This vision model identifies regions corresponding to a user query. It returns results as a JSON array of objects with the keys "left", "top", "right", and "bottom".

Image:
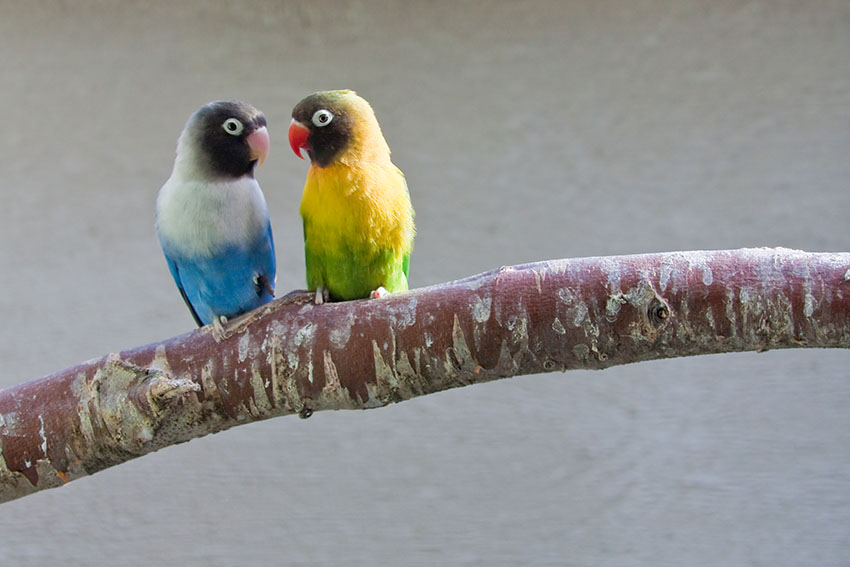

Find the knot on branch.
[
  {"left": 648, "top": 297, "right": 671, "bottom": 325},
  {"left": 145, "top": 376, "right": 201, "bottom": 409},
  {"left": 81, "top": 355, "right": 200, "bottom": 462}
]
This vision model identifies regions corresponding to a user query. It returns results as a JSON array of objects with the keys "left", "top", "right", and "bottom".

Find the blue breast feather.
[{"left": 162, "top": 221, "right": 275, "bottom": 326}]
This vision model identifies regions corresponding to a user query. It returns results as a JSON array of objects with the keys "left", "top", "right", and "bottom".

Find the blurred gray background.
[{"left": 1, "top": 1, "right": 848, "bottom": 565}]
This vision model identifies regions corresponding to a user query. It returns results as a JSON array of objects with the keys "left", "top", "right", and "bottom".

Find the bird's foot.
[
  {"left": 211, "top": 315, "right": 231, "bottom": 342},
  {"left": 210, "top": 309, "right": 268, "bottom": 343},
  {"left": 314, "top": 286, "right": 330, "bottom": 305},
  {"left": 369, "top": 286, "right": 389, "bottom": 299}
]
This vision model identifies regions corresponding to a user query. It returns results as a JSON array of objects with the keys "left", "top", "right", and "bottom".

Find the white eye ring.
[
  {"left": 222, "top": 118, "right": 244, "bottom": 136},
  {"left": 311, "top": 109, "right": 334, "bottom": 127}
]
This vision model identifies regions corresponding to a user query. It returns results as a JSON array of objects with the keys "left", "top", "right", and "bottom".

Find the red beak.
[
  {"left": 288, "top": 119, "right": 311, "bottom": 160},
  {"left": 245, "top": 126, "right": 270, "bottom": 166}
]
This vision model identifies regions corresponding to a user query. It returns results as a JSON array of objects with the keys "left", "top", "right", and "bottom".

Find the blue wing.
[
  {"left": 164, "top": 254, "right": 204, "bottom": 326},
  {"left": 162, "top": 220, "right": 276, "bottom": 327}
]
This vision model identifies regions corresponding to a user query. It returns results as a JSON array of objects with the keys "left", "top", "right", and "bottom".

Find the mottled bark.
[{"left": 1, "top": 248, "right": 848, "bottom": 503}]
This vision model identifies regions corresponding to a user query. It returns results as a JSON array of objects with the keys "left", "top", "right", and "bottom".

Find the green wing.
[{"left": 402, "top": 252, "right": 410, "bottom": 280}]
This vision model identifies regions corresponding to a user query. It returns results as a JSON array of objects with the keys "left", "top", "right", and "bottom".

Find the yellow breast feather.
[{"left": 300, "top": 161, "right": 414, "bottom": 258}]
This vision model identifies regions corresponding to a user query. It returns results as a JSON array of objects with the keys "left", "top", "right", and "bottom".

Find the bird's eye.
[
  {"left": 311, "top": 109, "right": 334, "bottom": 127},
  {"left": 222, "top": 118, "right": 244, "bottom": 136}
]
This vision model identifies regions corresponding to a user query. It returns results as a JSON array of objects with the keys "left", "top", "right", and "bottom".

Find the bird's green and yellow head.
[{"left": 289, "top": 90, "right": 390, "bottom": 167}]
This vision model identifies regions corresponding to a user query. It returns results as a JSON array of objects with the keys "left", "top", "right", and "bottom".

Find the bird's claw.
[
  {"left": 314, "top": 286, "right": 329, "bottom": 305},
  {"left": 210, "top": 309, "right": 267, "bottom": 342},
  {"left": 211, "top": 315, "right": 231, "bottom": 342},
  {"left": 369, "top": 286, "right": 389, "bottom": 299}
]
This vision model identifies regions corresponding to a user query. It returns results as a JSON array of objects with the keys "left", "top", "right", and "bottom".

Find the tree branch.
[{"left": 1, "top": 248, "right": 848, "bottom": 503}]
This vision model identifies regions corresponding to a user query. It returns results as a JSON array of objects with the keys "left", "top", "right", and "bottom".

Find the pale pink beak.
[{"left": 246, "top": 126, "right": 270, "bottom": 166}]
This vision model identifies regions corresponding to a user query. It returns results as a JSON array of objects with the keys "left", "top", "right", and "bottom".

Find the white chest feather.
[{"left": 155, "top": 174, "right": 269, "bottom": 258}]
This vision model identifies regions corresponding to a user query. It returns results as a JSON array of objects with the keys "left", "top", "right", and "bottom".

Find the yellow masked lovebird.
[{"left": 288, "top": 90, "right": 415, "bottom": 304}]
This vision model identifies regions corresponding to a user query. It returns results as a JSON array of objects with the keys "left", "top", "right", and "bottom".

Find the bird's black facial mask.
[
  {"left": 292, "top": 100, "right": 353, "bottom": 168},
  {"left": 195, "top": 102, "right": 266, "bottom": 179}
]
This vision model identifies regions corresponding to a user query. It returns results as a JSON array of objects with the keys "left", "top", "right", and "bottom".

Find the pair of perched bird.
[{"left": 155, "top": 91, "right": 415, "bottom": 330}]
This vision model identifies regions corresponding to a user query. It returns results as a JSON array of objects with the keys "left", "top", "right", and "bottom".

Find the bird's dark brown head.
[
  {"left": 187, "top": 101, "right": 269, "bottom": 179},
  {"left": 289, "top": 90, "right": 365, "bottom": 168}
]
